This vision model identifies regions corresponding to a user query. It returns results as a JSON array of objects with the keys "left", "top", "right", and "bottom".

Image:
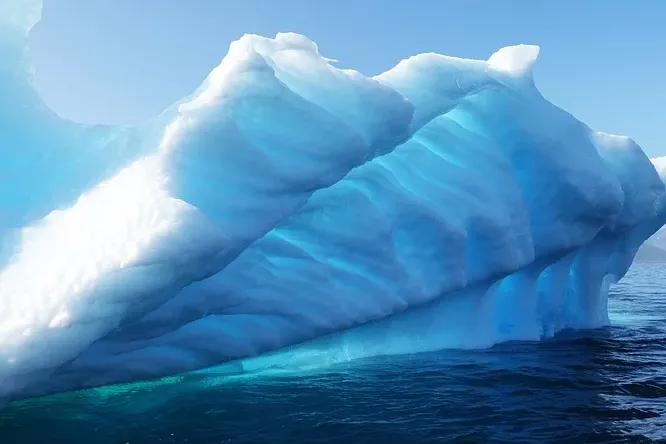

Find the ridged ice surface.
[{"left": 1, "top": 1, "right": 665, "bottom": 402}]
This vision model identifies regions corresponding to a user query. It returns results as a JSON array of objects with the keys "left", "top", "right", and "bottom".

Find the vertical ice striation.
[{"left": 0, "top": 0, "right": 665, "bottom": 402}]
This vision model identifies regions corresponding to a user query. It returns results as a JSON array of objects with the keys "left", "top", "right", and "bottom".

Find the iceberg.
[{"left": 1, "top": 0, "right": 665, "bottom": 403}]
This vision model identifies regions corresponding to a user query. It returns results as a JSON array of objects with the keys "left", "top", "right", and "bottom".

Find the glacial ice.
[{"left": 1, "top": 0, "right": 665, "bottom": 402}]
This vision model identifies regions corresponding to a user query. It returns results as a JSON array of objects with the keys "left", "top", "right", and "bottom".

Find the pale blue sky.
[{"left": 29, "top": 0, "right": 665, "bottom": 157}]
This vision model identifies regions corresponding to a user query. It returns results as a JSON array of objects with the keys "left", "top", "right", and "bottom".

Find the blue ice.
[{"left": 1, "top": 0, "right": 665, "bottom": 403}]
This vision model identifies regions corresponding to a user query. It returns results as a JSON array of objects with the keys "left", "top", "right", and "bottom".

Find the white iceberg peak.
[{"left": 488, "top": 44, "right": 540, "bottom": 75}]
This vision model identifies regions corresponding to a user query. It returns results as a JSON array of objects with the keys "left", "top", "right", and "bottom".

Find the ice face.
[{"left": 1, "top": 1, "right": 665, "bottom": 402}]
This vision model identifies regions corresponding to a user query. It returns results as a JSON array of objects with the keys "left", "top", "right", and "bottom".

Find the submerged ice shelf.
[{"left": 1, "top": 0, "right": 666, "bottom": 403}]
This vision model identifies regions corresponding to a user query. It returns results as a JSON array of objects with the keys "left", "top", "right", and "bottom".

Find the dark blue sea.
[{"left": 1, "top": 264, "right": 664, "bottom": 444}]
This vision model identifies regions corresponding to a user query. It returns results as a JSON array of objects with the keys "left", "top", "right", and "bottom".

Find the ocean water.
[{"left": 1, "top": 264, "right": 664, "bottom": 444}]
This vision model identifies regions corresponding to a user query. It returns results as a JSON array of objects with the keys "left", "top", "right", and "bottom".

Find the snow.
[{"left": 1, "top": 0, "right": 665, "bottom": 402}]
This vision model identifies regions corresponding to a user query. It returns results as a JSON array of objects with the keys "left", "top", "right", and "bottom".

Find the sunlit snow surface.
[{"left": 1, "top": 0, "right": 666, "bottom": 403}]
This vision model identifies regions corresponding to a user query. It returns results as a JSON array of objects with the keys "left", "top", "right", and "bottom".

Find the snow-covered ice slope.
[{"left": 1, "top": 0, "right": 665, "bottom": 402}]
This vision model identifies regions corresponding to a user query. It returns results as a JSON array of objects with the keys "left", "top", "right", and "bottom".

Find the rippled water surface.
[{"left": 1, "top": 264, "right": 665, "bottom": 443}]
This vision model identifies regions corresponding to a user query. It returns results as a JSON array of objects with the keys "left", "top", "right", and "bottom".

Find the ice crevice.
[{"left": 0, "top": 0, "right": 665, "bottom": 402}]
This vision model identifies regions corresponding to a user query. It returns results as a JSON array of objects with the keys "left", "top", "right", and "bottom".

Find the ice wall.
[{"left": 1, "top": 0, "right": 665, "bottom": 402}]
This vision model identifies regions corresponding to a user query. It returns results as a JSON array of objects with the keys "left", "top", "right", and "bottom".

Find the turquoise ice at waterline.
[{"left": 1, "top": 0, "right": 666, "bottom": 405}]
